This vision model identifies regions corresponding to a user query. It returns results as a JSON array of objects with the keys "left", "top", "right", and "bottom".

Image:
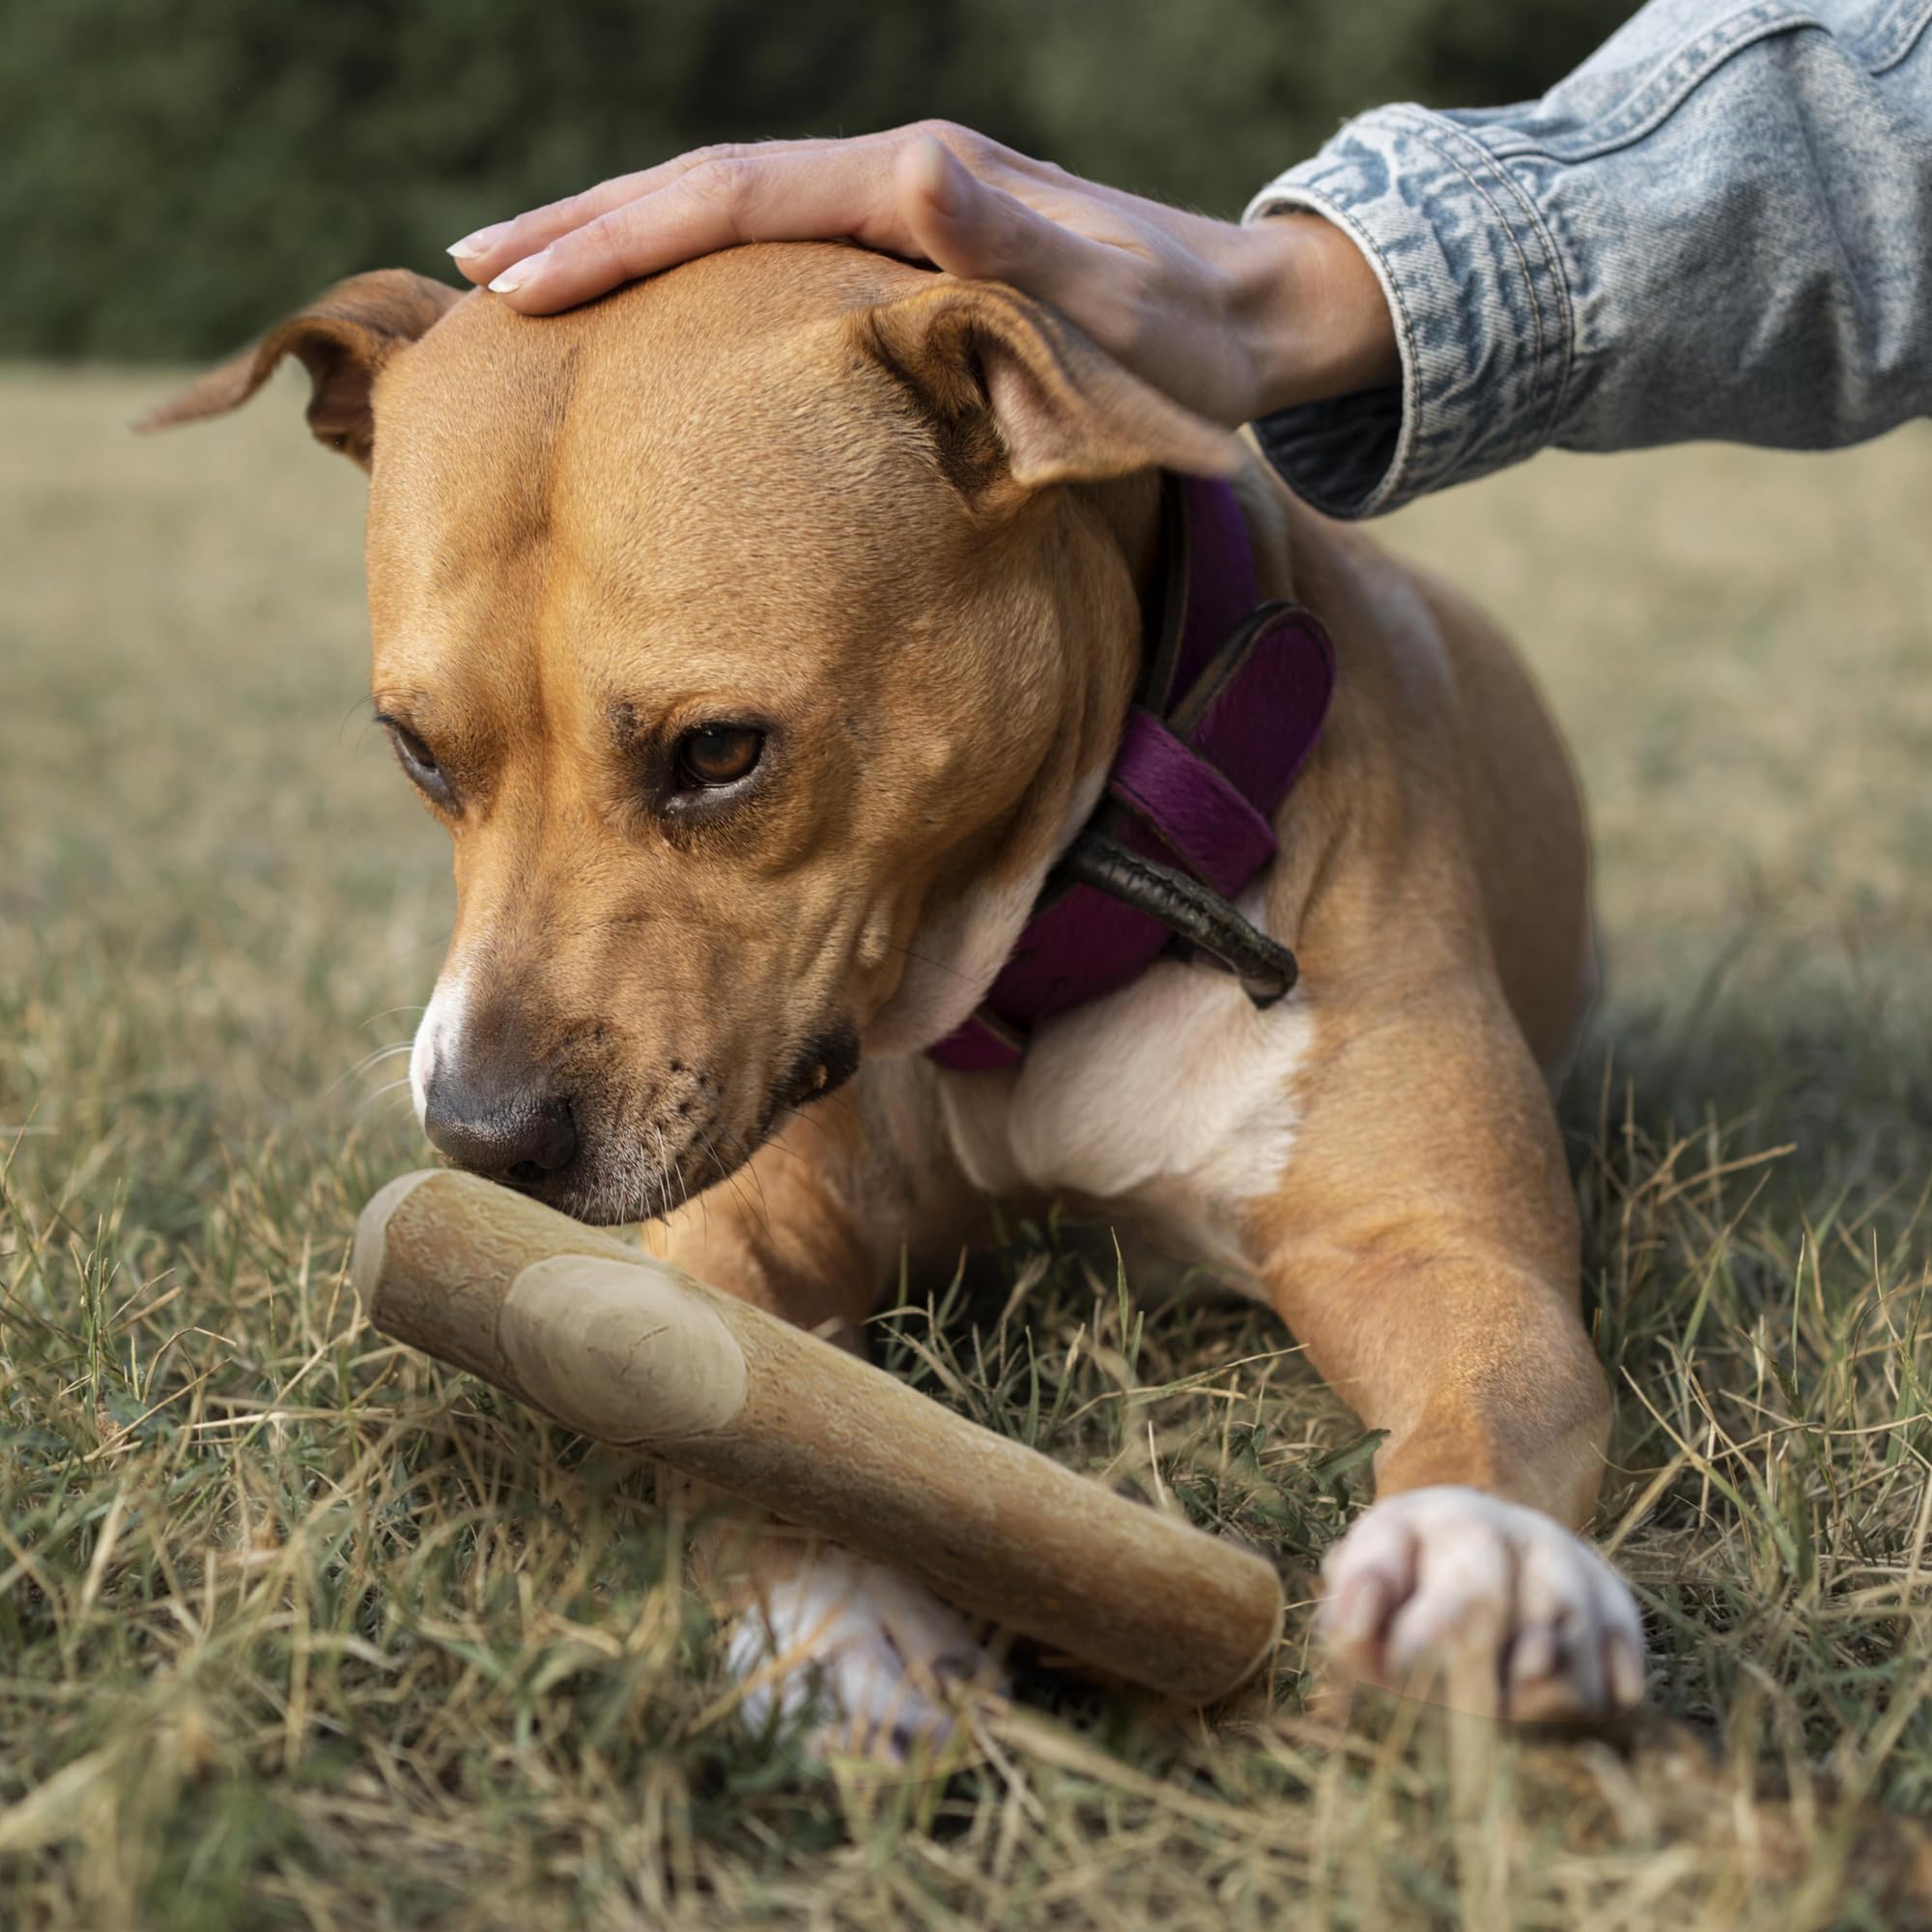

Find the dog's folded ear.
[
  {"left": 858, "top": 278, "right": 1242, "bottom": 493},
  {"left": 136, "top": 270, "right": 463, "bottom": 469}
]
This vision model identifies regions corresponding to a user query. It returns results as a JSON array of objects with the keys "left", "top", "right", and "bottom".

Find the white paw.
[
  {"left": 1318, "top": 1486, "right": 1644, "bottom": 1721},
  {"left": 727, "top": 1548, "right": 1008, "bottom": 1759}
]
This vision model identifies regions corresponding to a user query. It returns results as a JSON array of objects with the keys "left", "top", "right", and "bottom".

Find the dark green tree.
[{"left": 0, "top": 0, "right": 1634, "bottom": 360}]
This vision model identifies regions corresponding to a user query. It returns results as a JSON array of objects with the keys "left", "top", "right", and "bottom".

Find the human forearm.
[
  {"left": 1239, "top": 212, "right": 1399, "bottom": 415},
  {"left": 1250, "top": 0, "right": 1932, "bottom": 516}
]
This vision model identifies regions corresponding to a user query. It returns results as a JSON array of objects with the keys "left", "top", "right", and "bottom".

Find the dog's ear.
[
  {"left": 859, "top": 278, "right": 1241, "bottom": 493},
  {"left": 137, "top": 270, "right": 464, "bottom": 469}
]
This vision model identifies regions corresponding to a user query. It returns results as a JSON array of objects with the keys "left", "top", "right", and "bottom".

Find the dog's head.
[{"left": 149, "top": 245, "right": 1237, "bottom": 1221}]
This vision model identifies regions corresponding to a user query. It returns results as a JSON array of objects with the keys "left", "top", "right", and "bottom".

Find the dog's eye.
[
  {"left": 674, "top": 724, "right": 764, "bottom": 790},
  {"left": 382, "top": 719, "right": 453, "bottom": 806}
]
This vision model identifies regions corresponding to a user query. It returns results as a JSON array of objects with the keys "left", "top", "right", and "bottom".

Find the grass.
[{"left": 2, "top": 362, "right": 1929, "bottom": 1929}]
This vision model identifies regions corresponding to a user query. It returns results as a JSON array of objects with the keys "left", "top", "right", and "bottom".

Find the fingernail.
[
  {"left": 448, "top": 223, "right": 506, "bottom": 261},
  {"left": 489, "top": 249, "right": 548, "bottom": 295}
]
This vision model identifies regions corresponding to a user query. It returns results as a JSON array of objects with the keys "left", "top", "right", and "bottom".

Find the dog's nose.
[{"left": 423, "top": 1081, "right": 578, "bottom": 1184}]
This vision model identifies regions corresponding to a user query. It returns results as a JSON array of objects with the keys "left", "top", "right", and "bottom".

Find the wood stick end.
[{"left": 351, "top": 1167, "right": 444, "bottom": 1312}]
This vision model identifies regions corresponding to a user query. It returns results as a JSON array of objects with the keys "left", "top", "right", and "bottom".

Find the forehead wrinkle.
[
  {"left": 371, "top": 325, "right": 585, "bottom": 737},
  {"left": 524, "top": 349, "right": 587, "bottom": 763},
  {"left": 545, "top": 456, "right": 947, "bottom": 718},
  {"left": 556, "top": 312, "right": 947, "bottom": 586}
]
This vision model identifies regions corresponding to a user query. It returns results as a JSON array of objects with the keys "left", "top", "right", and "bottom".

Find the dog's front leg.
[
  {"left": 1250, "top": 982, "right": 1643, "bottom": 1722},
  {"left": 643, "top": 1063, "right": 1007, "bottom": 1755}
]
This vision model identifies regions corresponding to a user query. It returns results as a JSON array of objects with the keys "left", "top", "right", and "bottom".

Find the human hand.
[{"left": 447, "top": 125, "right": 1399, "bottom": 427}]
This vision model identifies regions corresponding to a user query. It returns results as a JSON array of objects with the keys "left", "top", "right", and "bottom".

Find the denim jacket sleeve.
[{"left": 1243, "top": 0, "right": 1932, "bottom": 516}]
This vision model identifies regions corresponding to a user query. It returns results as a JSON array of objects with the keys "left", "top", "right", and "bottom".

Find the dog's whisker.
[
  {"left": 651, "top": 1122, "right": 679, "bottom": 1227},
  {"left": 741, "top": 1142, "right": 772, "bottom": 1222},
  {"left": 347, "top": 1041, "right": 415, "bottom": 1075},
  {"left": 350, "top": 1077, "right": 416, "bottom": 1122},
  {"left": 710, "top": 1126, "right": 781, "bottom": 1246},
  {"left": 358, "top": 1005, "right": 428, "bottom": 1030},
  {"left": 701, "top": 1126, "right": 771, "bottom": 1240},
  {"left": 727, "top": 1121, "right": 808, "bottom": 1167},
  {"left": 889, "top": 939, "right": 980, "bottom": 986},
  {"left": 730, "top": 1128, "right": 808, "bottom": 1167},
  {"left": 322, "top": 1042, "right": 416, "bottom": 1105},
  {"left": 719, "top": 1165, "right": 765, "bottom": 1236},
  {"left": 771, "top": 1099, "right": 854, "bottom": 1144}
]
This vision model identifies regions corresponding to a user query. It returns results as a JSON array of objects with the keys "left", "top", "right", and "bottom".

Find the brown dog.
[{"left": 152, "top": 243, "right": 1641, "bottom": 1747}]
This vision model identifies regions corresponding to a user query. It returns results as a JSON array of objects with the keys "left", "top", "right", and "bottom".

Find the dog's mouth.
[
  {"left": 455, "top": 1019, "right": 864, "bottom": 1228},
  {"left": 766, "top": 1022, "right": 863, "bottom": 1125}
]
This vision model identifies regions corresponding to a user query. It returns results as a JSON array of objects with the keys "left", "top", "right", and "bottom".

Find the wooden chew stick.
[{"left": 353, "top": 1169, "right": 1284, "bottom": 1704}]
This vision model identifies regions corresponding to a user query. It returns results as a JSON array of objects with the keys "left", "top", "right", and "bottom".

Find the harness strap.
[
  {"left": 1108, "top": 707, "right": 1278, "bottom": 894},
  {"left": 927, "top": 475, "right": 1335, "bottom": 1073}
]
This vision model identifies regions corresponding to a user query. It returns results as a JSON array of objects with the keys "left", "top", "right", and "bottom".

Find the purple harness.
[{"left": 928, "top": 474, "right": 1336, "bottom": 1072}]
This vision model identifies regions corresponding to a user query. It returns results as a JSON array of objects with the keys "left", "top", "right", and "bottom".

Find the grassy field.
[{"left": 2, "top": 364, "right": 1929, "bottom": 1930}]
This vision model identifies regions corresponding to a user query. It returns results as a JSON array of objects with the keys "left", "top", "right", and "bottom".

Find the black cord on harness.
[{"left": 1051, "top": 831, "right": 1299, "bottom": 1009}]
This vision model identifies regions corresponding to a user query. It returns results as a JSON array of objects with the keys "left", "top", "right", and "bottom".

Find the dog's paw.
[
  {"left": 1317, "top": 1486, "right": 1643, "bottom": 1722},
  {"left": 727, "top": 1548, "right": 1007, "bottom": 1760}
]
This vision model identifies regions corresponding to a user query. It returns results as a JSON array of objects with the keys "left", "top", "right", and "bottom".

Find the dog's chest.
[{"left": 934, "top": 961, "right": 1315, "bottom": 1273}]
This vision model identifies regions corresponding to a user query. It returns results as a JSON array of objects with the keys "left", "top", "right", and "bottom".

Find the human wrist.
[{"left": 1233, "top": 212, "right": 1400, "bottom": 419}]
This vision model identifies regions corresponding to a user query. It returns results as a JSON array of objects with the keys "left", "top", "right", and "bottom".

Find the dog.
[{"left": 150, "top": 242, "right": 1643, "bottom": 1747}]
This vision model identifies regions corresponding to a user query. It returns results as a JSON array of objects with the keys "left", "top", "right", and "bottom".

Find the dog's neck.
[
  {"left": 923, "top": 465, "right": 1333, "bottom": 1071},
  {"left": 1103, "top": 469, "right": 1169, "bottom": 625}
]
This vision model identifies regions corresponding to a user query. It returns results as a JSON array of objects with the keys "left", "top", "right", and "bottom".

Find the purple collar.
[{"left": 928, "top": 474, "right": 1336, "bottom": 1072}]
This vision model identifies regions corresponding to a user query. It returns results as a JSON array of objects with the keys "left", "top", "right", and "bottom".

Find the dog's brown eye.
[{"left": 674, "top": 724, "right": 763, "bottom": 789}]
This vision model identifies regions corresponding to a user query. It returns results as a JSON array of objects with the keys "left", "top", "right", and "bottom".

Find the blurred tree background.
[{"left": 2, "top": 0, "right": 1634, "bottom": 362}]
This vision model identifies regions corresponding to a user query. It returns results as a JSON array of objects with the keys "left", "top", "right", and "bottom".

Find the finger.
[
  {"left": 919, "top": 130, "right": 1194, "bottom": 279},
  {"left": 447, "top": 172, "right": 663, "bottom": 285},
  {"left": 894, "top": 136, "right": 1217, "bottom": 411},
  {"left": 446, "top": 135, "right": 857, "bottom": 285},
  {"left": 483, "top": 142, "right": 925, "bottom": 313},
  {"left": 895, "top": 135, "right": 1132, "bottom": 316}
]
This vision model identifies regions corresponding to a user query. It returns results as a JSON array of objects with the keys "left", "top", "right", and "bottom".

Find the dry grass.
[{"left": 2, "top": 366, "right": 1929, "bottom": 1929}]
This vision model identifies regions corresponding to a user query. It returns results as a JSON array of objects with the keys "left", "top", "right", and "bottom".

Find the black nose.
[{"left": 423, "top": 1081, "right": 578, "bottom": 1184}]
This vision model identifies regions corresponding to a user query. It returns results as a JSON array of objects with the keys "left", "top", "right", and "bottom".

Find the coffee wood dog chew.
[{"left": 353, "top": 1169, "right": 1285, "bottom": 1704}]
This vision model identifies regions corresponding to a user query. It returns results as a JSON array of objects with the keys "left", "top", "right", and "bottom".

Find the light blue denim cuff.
[{"left": 1243, "top": 107, "right": 1577, "bottom": 519}]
